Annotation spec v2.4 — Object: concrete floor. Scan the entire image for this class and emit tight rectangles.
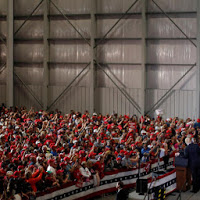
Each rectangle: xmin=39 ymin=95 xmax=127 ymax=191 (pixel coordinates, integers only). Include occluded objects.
xmin=91 ymin=189 xmax=200 ymax=200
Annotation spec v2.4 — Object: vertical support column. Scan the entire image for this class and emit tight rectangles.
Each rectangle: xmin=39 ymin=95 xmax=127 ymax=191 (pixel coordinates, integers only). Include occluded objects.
xmin=43 ymin=0 xmax=50 ymax=110
xmin=197 ymin=0 xmax=200 ymax=119
xmin=90 ymin=0 xmax=97 ymax=114
xmin=6 ymin=0 xmax=14 ymax=107
xmin=141 ymin=0 xmax=147 ymax=116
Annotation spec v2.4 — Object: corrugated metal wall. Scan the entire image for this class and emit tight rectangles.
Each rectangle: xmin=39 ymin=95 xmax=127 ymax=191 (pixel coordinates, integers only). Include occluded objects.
xmin=0 ymin=0 xmax=7 ymax=106
xmin=146 ymin=0 xmax=197 ymax=119
xmin=0 ymin=0 xmax=198 ymax=119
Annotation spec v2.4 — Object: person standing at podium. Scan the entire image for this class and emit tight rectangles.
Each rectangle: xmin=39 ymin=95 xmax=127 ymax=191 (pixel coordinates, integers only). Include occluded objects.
xmin=184 ymin=137 xmax=200 ymax=193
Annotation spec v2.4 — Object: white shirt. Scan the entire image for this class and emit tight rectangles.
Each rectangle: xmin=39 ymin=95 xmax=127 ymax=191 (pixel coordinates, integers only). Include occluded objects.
xmin=79 ymin=167 xmax=91 ymax=178
xmin=47 ymin=165 xmax=56 ymax=176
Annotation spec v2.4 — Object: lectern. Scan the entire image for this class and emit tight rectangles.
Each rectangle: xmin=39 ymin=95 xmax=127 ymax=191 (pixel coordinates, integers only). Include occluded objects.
xmin=175 ymin=156 xmax=191 ymax=192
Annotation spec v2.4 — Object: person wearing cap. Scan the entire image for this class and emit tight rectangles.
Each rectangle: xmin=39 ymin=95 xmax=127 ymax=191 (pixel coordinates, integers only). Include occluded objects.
xmin=122 ymin=152 xmax=132 ymax=169
xmin=47 ymin=159 xmax=56 ymax=177
xmin=113 ymin=157 xmax=123 ymax=170
xmin=94 ymin=156 xmax=105 ymax=179
xmin=56 ymin=169 xmax=68 ymax=185
xmin=194 ymin=119 xmax=200 ymax=129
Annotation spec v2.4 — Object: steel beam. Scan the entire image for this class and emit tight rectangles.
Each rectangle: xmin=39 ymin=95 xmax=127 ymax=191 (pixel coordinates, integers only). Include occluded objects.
xmin=90 ymin=0 xmax=97 ymax=114
xmin=0 ymin=63 xmax=6 ymax=75
xmin=95 ymin=61 xmax=141 ymax=114
xmin=197 ymin=0 xmax=200 ymax=118
xmin=6 ymin=0 xmax=14 ymax=107
xmin=50 ymin=0 xmax=91 ymax=46
xmin=146 ymin=63 xmax=196 ymax=115
xmin=47 ymin=62 xmax=90 ymax=111
xmin=43 ymin=0 xmax=50 ymax=110
xmin=14 ymin=0 xmax=44 ymax=36
xmin=141 ymin=0 xmax=147 ymax=116
xmin=0 ymin=34 xmax=6 ymax=45
xmin=152 ymin=0 xmax=197 ymax=48
xmin=94 ymin=0 xmax=140 ymax=49
xmin=103 ymin=64 xmax=141 ymax=111
xmin=14 ymin=72 xmax=43 ymax=108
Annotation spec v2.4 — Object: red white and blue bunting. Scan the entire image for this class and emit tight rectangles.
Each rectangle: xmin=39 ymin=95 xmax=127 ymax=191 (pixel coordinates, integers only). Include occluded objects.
xmin=36 ymin=157 xmax=176 ymax=200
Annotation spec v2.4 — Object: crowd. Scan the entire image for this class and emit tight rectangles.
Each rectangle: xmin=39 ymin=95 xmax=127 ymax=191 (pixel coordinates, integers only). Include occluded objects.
xmin=0 ymin=105 xmax=199 ymax=199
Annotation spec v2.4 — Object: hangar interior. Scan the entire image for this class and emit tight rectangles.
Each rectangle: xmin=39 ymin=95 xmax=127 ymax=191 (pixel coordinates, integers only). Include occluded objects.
xmin=0 ymin=0 xmax=199 ymax=119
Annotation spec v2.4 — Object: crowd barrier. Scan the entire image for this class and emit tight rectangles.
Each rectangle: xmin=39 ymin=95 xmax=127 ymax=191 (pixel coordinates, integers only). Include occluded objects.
xmin=36 ymin=157 xmax=176 ymax=200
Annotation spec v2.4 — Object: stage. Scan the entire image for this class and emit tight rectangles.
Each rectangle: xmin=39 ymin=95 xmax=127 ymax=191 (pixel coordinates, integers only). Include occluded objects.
xmin=92 ymin=189 xmax=200 ymax=200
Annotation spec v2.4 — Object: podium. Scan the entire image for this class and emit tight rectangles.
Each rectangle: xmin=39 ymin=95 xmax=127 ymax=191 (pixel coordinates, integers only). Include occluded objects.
xmin=175 ymin=157 xmax=191 ymax=192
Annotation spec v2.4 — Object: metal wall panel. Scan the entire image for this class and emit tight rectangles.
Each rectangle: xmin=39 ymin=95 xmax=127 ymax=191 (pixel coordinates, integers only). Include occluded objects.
xmin=0 ymin=0 xmax=7 ymax=15
xmin=0 ymin=21 xmax=7 ymax=38
xmin=0 ymin=0 xmax=198 ymax=119
xmin=50 ymin=0 xmax=90 ymax=14
xmin=96 ymin=87 xmax=141 ymax=116
xmin=14 ymin=44 xmax=43 ymax=62
xmin=0 ymin=44 xmax=6 ymax=63
xmin=50 ymin=19 xmax=90 ymax=38
xmin=97 ymin=40 xmax=142 ymax=63
xmin=147 ymin=65 xmax=196 ymax=90
xmin=97 ymin=17 xmax=142 ymax=38
xmin=50 ymin=43 xmax=90 ymax=63
xmin=0 ymin=84 xmax=6 ymax=106
xmin=146 ymin=89 xmax=196 ymax=120
xmin=0 ymin=69 xmax=6 ymax=84
xmin=147 ymin=40 xmax=196 ymax=64
xmin=148 ymin=15 xmax=196 ymax=38
xmin=14 ymin=0 xmax=44 ymax=16
xmin=147 ymin=0 xmax=197 ymax=12
xmin=49 ymin=64 xmax=90 ymax=87
xmin=97 ymin=65 xmax=141 ymax=88
xmin=48 ymin=86 xmax=90 ymax=114
xmin=14 ymin=83 xmax=43 ymax=110
xmin=97 ymin=0 xmax=142 ymax=13
xmin=14 ymin=20 xmax=43 ymax=39
xmin=14 ymin=66 xmax=43 ymax=85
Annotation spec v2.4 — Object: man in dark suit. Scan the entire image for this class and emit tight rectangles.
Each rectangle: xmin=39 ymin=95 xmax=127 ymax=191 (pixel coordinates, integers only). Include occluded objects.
xmin=184 ymin=137 xmax=200 ymax=193
xmin=116 ymin=181 xmax=128 ymax=200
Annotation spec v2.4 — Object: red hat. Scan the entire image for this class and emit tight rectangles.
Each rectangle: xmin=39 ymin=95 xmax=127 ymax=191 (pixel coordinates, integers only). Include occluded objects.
xmin=120 ymin=150 xmax=125 ymax=154
xmin=48 ymin=159 xmax=55 ymax=164
xmin=79 ymin=150 xmax=85 ymax=155
xmin=116 ymin=157 xmax=121 ymax=161
xmin=60 ymin=162 xmax=67 ymax=167
xmin=82 ymin=115 xmax=86 ymax=119
xmin=166 ymin=130 xmax=171 ymax=134
xmin=18 ymin=165 xmax=24 ymax=170
xmin=14 ymin=171 xmax=20 ymax=177
xmin=89 ymin=152 xmax=96 ymax=158
xmin=12 ymin=158 xmax=19 ymax=163
xmin=56 ymin=169 xmax=64 ymax=175
xmin=64 ymin=157 xmax=70 ymax=162
xmin=197 ymin=119 xmax=200 ymax=123
xmin=0 ymin=169 xmax=6 ymax=175
xmin=29 ymin=165 xmax=35 ymax=169
xmin=124 ymin=152 xmax=129 ymax=155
